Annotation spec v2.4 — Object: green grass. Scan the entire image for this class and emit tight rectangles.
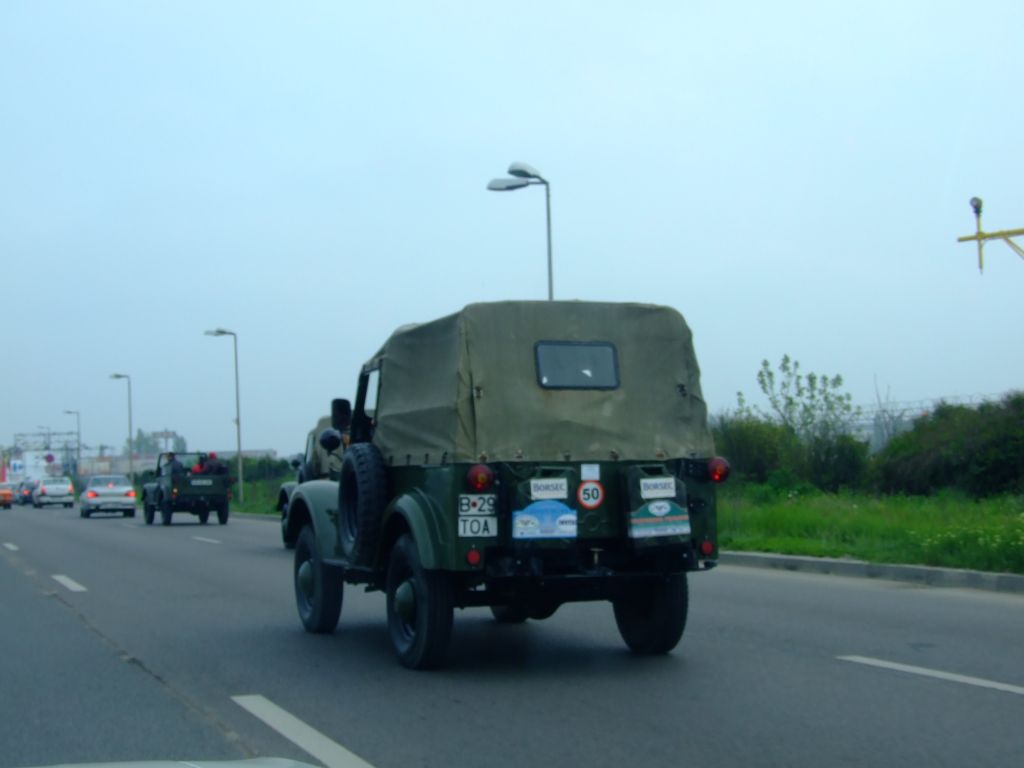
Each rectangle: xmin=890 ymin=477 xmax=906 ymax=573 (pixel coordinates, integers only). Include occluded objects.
xmin=718 ymin=485 xmax=1024 ymax=574
xmin=230 ymin=477 xmax=287 ymax=516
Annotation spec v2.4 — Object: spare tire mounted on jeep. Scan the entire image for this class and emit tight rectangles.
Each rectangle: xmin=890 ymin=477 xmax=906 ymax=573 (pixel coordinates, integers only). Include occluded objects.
xmin=338 ymin=442 xmax=386 ymax=563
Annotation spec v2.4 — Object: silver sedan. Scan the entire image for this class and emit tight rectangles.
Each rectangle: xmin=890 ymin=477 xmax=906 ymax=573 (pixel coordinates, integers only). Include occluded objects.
xmin=80 ymin=474 xmax=137 ymax=518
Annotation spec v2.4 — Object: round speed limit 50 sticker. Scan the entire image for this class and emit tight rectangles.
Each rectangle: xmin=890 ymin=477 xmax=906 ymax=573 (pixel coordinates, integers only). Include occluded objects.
xmin=576 ymin=480 xmax=605 ymax=509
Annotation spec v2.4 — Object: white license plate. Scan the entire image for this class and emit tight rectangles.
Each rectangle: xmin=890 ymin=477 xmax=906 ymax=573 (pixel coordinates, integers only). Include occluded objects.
xmin=458 ymin=516 xmax=497 ymax=537
xmin=190 ymin=479 xmax=213 ymax=487
xmin=458 ymin=494 xmax=496 ymax=515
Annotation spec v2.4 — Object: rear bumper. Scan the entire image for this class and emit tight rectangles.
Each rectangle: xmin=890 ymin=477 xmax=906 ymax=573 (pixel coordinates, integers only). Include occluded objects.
xmin=451 ymin=543 xmax=710 ymax=607
xmin=82 ymin=500 xmax=137 ymax=512
xmin=36 ymin=496 xmax=73 ymax=506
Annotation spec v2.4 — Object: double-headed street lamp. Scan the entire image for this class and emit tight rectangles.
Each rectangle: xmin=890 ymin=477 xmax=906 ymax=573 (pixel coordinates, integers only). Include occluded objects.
xmin=487 ymin=162 xmax=554 ymax=301
xmin=204 ymin=328 xmax=243 ymax=504
xmin=109 ymin=374 xmax=133 ymax=484
xmin=63 ymin=409 xmax=81 ymax=473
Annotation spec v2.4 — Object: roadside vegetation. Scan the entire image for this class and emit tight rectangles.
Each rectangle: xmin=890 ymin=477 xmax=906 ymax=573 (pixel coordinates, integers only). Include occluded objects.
xmin=228 ymin=456 xmax=292 ymax=516
xmin=715 ymin=356 xmax=1024 ymax=574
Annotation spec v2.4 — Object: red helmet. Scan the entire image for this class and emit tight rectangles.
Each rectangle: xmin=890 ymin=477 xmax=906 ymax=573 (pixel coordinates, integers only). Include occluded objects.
xmin=209 ymin=452 xmax=217 ymax=460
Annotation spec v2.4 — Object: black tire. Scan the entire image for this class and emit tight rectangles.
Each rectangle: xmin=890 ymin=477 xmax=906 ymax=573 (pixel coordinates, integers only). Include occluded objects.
xmin=125 ymin=509 xmax=135 ymax=518
xmin=216 ymin=502 xmax=229 ymax=525
xmin=294 ymin=525 xmax=343 ymax=633
xmin=281 ymin=502 xmax=296 ymax=550
xmin=198 ymin=509 xmax=210 ymax=525
xmin=144 ymin=502 xmax=154 ymax=525
xmin=386 ymin=533 xmax=453 ymax=670
xmin=64 ymin=503 xmax=73 ymax=509
xmin=338 ymin=443 xmax=386 ymax=563
xmin=79 ymin=509 xmax=87 ymax=519
xmin=613 ymin=573 xmax=689 ymax=655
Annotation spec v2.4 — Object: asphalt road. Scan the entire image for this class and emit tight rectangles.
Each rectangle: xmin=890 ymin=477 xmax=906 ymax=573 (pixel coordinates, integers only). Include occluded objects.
xmin=1 ymin=504 xmax=1022 ymax=768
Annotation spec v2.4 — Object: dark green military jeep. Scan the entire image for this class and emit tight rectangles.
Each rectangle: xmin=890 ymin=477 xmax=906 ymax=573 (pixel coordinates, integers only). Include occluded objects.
xmin=141 ymin=452 xmax=231 ymax=526
xmin=288 ymin=301 xmax=728 ymax=669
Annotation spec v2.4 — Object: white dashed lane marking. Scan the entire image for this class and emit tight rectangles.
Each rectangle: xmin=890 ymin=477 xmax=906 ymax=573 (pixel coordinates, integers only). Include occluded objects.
xmin=233 ymin=694 xmax=376 ymax=768
xmin=839 ymin=655 xmax=1024 ymax=697
xmin=3 ymin=542 xmax=19 ymax=551
xmin=192 ymin=536 xmax=221 ymax=544
xmin=51 ymin=574 xmax=88 ymax=593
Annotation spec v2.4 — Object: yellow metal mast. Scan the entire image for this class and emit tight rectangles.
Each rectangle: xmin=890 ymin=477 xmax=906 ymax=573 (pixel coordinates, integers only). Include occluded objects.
xmin=957 ymin=197 xmax=1024 ymax=272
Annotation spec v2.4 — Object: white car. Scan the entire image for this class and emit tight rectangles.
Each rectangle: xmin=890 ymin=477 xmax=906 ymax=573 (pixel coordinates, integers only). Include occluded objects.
xmin=32 ymin=476 xmax=75 ymax=508
xmin=80 ymin=474 xmax=137 ymax=518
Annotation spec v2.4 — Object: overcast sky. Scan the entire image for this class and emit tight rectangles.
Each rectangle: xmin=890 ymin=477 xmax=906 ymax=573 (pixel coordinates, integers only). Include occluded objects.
xmin=2 ymin=0 xmax=1022 ymax=458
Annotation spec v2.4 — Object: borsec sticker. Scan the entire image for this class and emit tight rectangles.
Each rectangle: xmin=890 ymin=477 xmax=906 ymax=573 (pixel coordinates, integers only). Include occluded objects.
xmin=576 ymin=480 xmax=605 ymax=510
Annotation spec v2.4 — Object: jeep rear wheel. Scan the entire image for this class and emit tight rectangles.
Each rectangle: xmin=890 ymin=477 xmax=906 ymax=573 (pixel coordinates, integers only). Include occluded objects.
xmin=338 ymin=443 xmax=386 ymax=564
xmin=386 ymin=534 xmax=453 ymax=670
xmin=613 ymin=573 xmax=688 ymax=655
xmin=294 ymin=525 xmax=342 ymax=633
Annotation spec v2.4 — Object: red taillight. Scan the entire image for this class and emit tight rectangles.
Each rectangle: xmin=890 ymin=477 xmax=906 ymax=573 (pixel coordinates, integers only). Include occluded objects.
xmin=708 ymin=457 xmax=730 ymax=483
xmin=465 ymin=549 xmax=482 ymax=566
xmin=39 ymin=486 xmax=47 ymax=495
xmin=126 ymin=490 xmax=136 ymax=498
xmin=67 ymin=485 xmax=74 ymax=494
xmin=466 ymin=464 xmax=495 ymax=492
xmin=86 ymin=490 xmax=99 ymax=499
xmin=700 ymin=540 xmax=715 ymax=557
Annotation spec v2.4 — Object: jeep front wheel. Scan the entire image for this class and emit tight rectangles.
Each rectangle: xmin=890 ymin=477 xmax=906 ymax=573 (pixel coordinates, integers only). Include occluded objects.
xmin=294 ymin=525 xmax=342 ymax=633
xmin=386 ymin=534 xmax=453 ymax=670
xmin=613 ymin=573 xmax=688 ymax=654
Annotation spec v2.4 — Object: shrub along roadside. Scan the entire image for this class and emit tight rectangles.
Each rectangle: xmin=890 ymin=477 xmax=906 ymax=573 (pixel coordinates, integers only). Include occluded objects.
xmin=718 ymin=485 xmax=1024 ymax=574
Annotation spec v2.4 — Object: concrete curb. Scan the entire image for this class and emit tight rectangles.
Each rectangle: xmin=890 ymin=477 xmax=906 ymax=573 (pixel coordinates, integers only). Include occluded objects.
xmin=719 ymin=551 xmax=1024 ymax=595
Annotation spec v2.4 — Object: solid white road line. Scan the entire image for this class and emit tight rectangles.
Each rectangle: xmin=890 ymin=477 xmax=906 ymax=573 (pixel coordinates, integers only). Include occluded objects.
xmin=51 ymin=574 xmax=88 ymax=593
xmin=3 ymin=542 xmax=18 ymax=551
xmin=232 ymin=694 xmax=376 ymax=768
xmin=839 ymin=655 xmax=1024 ymax=697
xmin=192 ymin=536 xmax=221 ymax=544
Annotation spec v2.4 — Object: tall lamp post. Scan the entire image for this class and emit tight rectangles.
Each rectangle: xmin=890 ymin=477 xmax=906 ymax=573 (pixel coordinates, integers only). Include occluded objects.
xmin=204 ymin=328 xmax=243 ymax=504
xmin=109 ymin=374 xmax=133 ymax=484
xmin=63 ymin=409 xmax=81 ymax=474
xmin=487 ymin=161 xmax=554 ymax=300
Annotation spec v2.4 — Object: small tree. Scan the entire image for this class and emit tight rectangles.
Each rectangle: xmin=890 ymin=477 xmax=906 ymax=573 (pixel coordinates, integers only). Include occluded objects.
xmin=732 ymin=355 xmax=866 ymax=491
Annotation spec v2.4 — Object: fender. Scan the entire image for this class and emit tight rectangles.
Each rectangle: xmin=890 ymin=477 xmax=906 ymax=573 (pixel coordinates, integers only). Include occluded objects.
xmin=385 ymin=488 xmax=449 ymax=570
xmin=289 ymin=480 xmax=342 ymax=559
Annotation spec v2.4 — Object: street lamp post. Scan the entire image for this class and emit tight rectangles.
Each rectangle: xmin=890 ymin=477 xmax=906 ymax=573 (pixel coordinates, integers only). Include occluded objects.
xmin=109 ymin=374 xmax=133 ymax=484
xmin=204 ymin=328 xmax=243 ymax=504
xmin=63 ymin=409 xmax=81 ymax=474
xmin=487 ymin=162 xmax=554 ymax=301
